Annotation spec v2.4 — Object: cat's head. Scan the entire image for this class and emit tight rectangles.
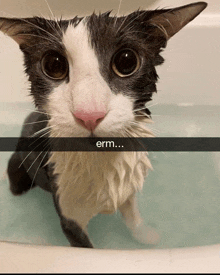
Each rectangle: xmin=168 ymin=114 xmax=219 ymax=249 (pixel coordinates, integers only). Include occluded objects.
xmin=0 ymin=2 xmax=207 ymax=137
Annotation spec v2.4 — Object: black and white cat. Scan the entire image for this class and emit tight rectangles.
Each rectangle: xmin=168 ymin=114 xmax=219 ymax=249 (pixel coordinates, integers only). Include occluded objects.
xmin=0 ymin=2 xmax=207 ymax=248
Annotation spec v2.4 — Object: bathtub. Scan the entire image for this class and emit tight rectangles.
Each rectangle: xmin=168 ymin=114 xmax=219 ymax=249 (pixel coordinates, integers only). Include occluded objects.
xmin=0 ymin=0 xmax=220 ymax=272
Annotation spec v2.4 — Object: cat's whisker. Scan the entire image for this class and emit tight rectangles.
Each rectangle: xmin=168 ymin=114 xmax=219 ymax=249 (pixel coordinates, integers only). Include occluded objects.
xmin=18 ymin=133 xmax=50 ymax=169
xmin=134 ymin=108 xmax=150 ymax=113
xmin=30 ymin=125 xmax=54 ymax=138
xmin=30 ymin=128 xmax=48 ymax=138
xmin=26 ymin=131 xmax=50 ymax=158
xmin=113 ymin=0 xmax=122 ymax=27
xmin=16 ymin=17 xmax=62 ymax=44
xmin=30 ymin=150 xmax=49 ymax=190
xmin=150 ymin=22 xmax=168 ymax=39
xmin=123 ymin=129 xmax=149 ymax=152
xmin=27 ymin=109 xmax=49 ymax=116
xmin=128 ymin=120 xmax=155 ymax=135
xmin=43 ymin=0 xmax=54 ymax=17
xmin=134 ymin=111 xmax=151 ymax=117
xmin=23 ymin=120 xmax=49 ymax=125
xmin=120 ymin=22 xmax=135 ymax=36
xmin=26 ymin=151 xmax=44 ymax=173
xmin=134 ymin=110 xmax=150 ymax=116
xmin=29 ymin=129 xmax=52 ymax=150
xmin=46 ymin=17 xmax=61 ymax=39
xmin=128 ymin=133 xmax=149 ymax=150
xmin=135 ymin=114 xmax=151 ymax=118
xmin=145 ymin=102 xmax=159 ymax=108
xmin=133 ymin=106 xmax=151 ymax=112
xmin=18 ymin=151 xmax=32 ymax=169
xmin=41 ymin=138 xmax=51 ymax=151
xmin=117 ymin=10 xmax=144 ymax=35
xmin=20 ymin=33 xmax=58 ymax=45
xmin=43 ymin=0 xmax=63 ymax=34
xmin=116 ymin=14 xmax=128 ymax=35
xmin=38 ymin=1 xmax=63 ymax=40
xmin=26 ymin=109 xmax=50 ymax=120
xmin=44 ymin=131 xmax=59 ymax=149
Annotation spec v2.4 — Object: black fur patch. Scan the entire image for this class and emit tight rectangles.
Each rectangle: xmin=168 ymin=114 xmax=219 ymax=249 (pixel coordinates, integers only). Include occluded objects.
xmin=86 ymin=11 xmax=168 ymax=115
xmin=17 ymin=17 xmax=81 ymax=107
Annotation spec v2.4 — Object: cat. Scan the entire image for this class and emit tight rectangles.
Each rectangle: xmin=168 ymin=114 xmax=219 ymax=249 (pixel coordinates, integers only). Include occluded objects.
xmin=0 ymin=2 xmax=207 ymax=248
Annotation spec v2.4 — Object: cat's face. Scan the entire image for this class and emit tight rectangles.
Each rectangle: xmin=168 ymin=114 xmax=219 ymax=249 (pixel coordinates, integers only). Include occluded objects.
xmin=27 ymin=13 xmax=163 ymax=138
xmin=0 ymin=2 xmax=207 ymax=138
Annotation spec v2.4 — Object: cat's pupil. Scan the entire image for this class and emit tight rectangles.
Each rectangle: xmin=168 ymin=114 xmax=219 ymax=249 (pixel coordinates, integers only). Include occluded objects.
xmin=112 ymin=49 xmax=140 ymax=77
xmin=41 ymin=51 xmax=68 ymax=80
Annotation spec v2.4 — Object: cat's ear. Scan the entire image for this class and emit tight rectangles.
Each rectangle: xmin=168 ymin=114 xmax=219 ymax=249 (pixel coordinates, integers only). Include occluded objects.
xmin=0 ymin=17 xmax=35 ymax=45
xmin=0 ymin=17 xmax=57 ymax=47
xmin=148 ymin=2 xmax=207 ymax=39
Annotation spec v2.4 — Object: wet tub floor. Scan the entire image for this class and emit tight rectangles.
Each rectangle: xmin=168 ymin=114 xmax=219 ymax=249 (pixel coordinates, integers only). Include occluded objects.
xmin=0 ymin=102 xmax=220 ymax=249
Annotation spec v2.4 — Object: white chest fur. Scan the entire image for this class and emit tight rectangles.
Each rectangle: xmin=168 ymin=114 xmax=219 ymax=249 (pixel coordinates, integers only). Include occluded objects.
xmin=48 ymin=151 xmax=152 ymax=229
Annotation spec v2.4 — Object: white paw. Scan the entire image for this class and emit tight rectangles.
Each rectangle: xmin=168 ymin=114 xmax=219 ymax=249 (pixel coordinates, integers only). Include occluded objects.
xmin=124 ymin=219 xmax=160 ymax=245
xmin=132 ymin=224 xmax=160 ymax=245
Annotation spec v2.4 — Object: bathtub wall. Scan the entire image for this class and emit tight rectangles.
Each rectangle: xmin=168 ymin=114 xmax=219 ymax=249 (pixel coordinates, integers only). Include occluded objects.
xmin=0 ymin=0 xmax=219 ymax=17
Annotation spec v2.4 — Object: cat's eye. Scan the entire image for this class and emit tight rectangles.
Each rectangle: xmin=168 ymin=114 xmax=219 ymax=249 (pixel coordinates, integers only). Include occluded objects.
xmin=112 ymin=48 xmax=140 ymax=77
xmin=41 ymin=51 xmax=69 ymax=80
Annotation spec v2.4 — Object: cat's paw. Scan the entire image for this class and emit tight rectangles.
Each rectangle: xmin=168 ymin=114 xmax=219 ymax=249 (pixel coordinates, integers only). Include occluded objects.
xmin=124 ymin=219 xmax=160 ymax=245
xmin=132 ymin=223 xmax=160 ymax=245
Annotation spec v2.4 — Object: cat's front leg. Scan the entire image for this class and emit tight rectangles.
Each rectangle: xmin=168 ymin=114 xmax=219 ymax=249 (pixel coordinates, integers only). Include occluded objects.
xmin=119 ymin=194 xmax=160 ymax=245
xmin=52 ymin=191 xmax=94 ymax=248
xmin=7 ymin=152 xmax=36 ymax=195
xmin=60 ymin=216 xmax=93 ymax=248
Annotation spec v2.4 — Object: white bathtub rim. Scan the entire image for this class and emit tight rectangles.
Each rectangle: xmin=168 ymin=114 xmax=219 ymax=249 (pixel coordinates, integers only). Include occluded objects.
xmin=1 ymin=241 xmax=220 ymax=273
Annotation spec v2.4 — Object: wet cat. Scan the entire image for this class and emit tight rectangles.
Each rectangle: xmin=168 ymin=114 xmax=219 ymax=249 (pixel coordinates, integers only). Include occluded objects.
xmin=0 ymin=2 xmax=207 ymax=247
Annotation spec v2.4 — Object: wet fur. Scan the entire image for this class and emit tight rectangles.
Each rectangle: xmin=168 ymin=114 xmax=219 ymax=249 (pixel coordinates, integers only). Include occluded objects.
xmin=1 ymin=2 xmax=207 ymax=248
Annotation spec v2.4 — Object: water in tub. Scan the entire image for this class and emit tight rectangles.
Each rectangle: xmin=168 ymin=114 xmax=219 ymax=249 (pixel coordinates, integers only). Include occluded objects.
xmin=1 ymin=1 xmax=220 ymax=250
xmin=1 ymin=100 xmax=220 ymax=249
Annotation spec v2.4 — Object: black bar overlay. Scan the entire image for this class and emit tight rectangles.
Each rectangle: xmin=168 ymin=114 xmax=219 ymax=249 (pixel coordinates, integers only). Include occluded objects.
xmin=0 ymin=137 xmax=220 ymax=152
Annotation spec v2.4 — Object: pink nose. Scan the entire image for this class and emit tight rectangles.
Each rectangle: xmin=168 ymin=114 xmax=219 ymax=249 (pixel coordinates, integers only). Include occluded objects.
xmin=73 ymin=110 xmax=106 ymax=131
